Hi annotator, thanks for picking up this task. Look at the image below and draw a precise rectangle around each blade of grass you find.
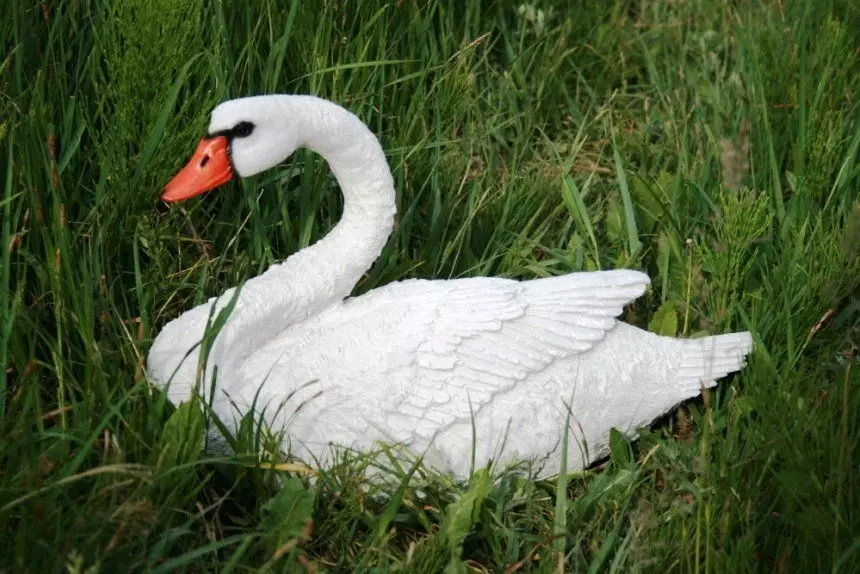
[610,132,642,257]
[133,52,202,186]
[0,128,13,421]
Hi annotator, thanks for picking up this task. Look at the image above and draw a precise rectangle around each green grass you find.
[1,0,858,571]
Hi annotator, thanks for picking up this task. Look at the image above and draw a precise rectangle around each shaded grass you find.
[1,0,858,571]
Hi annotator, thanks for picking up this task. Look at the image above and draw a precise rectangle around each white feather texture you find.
[148,95,753,479]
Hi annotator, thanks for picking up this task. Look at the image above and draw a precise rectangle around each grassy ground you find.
[1,0,858,571]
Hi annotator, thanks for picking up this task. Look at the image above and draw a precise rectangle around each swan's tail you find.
[675,331,754,392]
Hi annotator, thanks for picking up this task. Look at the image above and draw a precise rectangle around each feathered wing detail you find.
[389,270,651,440]
[674,331,754,393]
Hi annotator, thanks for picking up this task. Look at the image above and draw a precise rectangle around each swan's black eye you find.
[231,121,255,138]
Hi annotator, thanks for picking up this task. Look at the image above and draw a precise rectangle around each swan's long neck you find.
[209,96,396,379]
[283,96,396,309]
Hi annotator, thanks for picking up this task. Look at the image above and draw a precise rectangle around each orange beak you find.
[161,136,234,202]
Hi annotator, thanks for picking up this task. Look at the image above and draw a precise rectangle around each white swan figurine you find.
[148,94,753,479]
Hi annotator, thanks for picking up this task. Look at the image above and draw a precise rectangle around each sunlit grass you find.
[1,0,858,571]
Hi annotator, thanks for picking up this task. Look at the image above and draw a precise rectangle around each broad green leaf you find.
[155,399,205,467]
[260,477,315,550]
[606,194,625,247]
[648,301,678,336]
[631,176,661,233]
[442,468,492,574]
[608,428,631,467]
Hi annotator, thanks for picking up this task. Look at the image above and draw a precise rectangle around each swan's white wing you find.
[389,269,650,440]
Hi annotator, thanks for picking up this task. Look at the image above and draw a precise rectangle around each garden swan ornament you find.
[148,95,753,479]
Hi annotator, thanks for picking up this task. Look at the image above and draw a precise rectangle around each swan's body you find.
[148,95,753,479]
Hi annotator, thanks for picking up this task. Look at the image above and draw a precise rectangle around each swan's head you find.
[162,96,299,202]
